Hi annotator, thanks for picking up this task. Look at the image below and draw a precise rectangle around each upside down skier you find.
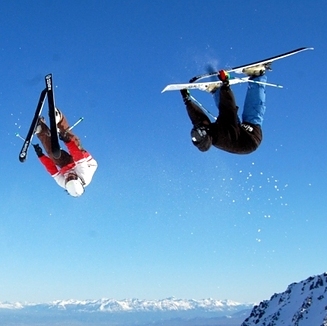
[180,67,267,154]
[33,108,98,197]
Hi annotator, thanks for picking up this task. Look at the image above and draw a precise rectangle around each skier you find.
[33,108,98,197]
[180,67,267,154]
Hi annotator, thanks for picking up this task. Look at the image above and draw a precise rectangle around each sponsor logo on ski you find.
[20,141,30,159]
[46,76,52,91]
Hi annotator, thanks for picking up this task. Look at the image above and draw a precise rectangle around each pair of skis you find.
[161,47,314,93]
[19,74,60,162]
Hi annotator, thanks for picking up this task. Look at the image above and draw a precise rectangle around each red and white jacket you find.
[38,140,98,189]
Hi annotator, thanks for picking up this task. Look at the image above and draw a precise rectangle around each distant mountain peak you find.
[241,272,327,326]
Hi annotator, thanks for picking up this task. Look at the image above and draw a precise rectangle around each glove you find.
[218,70,230,84]
[33,144,44,157]
[59,131,72,143]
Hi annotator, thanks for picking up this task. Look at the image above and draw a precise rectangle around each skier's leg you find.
[36,119,73,168]
[36,120,52,156]
[242,75,267,126]
[55,108,84,150]
[54,150,74,168]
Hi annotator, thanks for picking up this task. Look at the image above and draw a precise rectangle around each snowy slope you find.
[241,272,327,326]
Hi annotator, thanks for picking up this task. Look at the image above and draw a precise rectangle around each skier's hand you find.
[59,132,71,143]
[218,70,230,85]
[33,144,44,157]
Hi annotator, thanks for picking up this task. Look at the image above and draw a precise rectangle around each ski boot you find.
[34,117,46,134]
[206,70,230,93]
[54,107,63,124]
[242,63,271,76]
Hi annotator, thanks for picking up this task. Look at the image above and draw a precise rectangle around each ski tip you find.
[300,47,314,52]
[296,46,314,52]
[19,154,27,163]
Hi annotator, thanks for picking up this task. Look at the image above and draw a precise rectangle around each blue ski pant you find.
[212,75,267,126]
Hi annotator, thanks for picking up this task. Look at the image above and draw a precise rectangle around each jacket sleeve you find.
[39,155,59,176]
[185,100,211,126]
[38,154,67,189]
[65,140,85,161]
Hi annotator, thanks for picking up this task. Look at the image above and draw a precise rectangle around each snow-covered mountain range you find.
[2,273,327,326]
[0,297,252,326]
[0,297,251,314]
[241,272,327,326]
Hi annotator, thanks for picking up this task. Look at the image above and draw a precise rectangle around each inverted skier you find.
[180,66,267,154]
[33,108,98,197]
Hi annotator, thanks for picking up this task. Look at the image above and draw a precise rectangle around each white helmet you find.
[66,179,84,197]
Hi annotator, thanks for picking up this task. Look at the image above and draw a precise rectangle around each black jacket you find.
[185,86,262,154]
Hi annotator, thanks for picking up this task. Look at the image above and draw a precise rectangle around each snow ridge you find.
[241,272,327,326]
[0,297,252,315]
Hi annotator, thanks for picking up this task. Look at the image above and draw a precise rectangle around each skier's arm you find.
[38,156,66,189]
[65,140,85,161]
[75,157,98,187]
[83,157,98,185]
[34,147,65,188]
[39,155,59,176]
[185,100,211,126]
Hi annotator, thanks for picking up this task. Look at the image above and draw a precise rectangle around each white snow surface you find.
[241,272,327,326]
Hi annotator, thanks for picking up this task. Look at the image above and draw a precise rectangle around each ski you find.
[45,74,61,159]
[162,77,248,93]
[162,76,282,93]
[19,88,47,162]
[189,47,314,83]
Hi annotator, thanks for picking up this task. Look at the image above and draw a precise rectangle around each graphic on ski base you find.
[19,89,47,162]
[162,47,314,93]
[19,74,61,162]
[45,74,61,159]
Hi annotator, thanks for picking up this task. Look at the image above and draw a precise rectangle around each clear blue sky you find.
[1,1,326,304]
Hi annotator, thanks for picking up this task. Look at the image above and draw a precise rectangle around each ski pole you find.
[16,117,84,142]
[16,133,38,146]
[15,133,26,142]
[16,117,84,141]
[190,95,217,121]
[237,77,283,88]
[67,117,84,131]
